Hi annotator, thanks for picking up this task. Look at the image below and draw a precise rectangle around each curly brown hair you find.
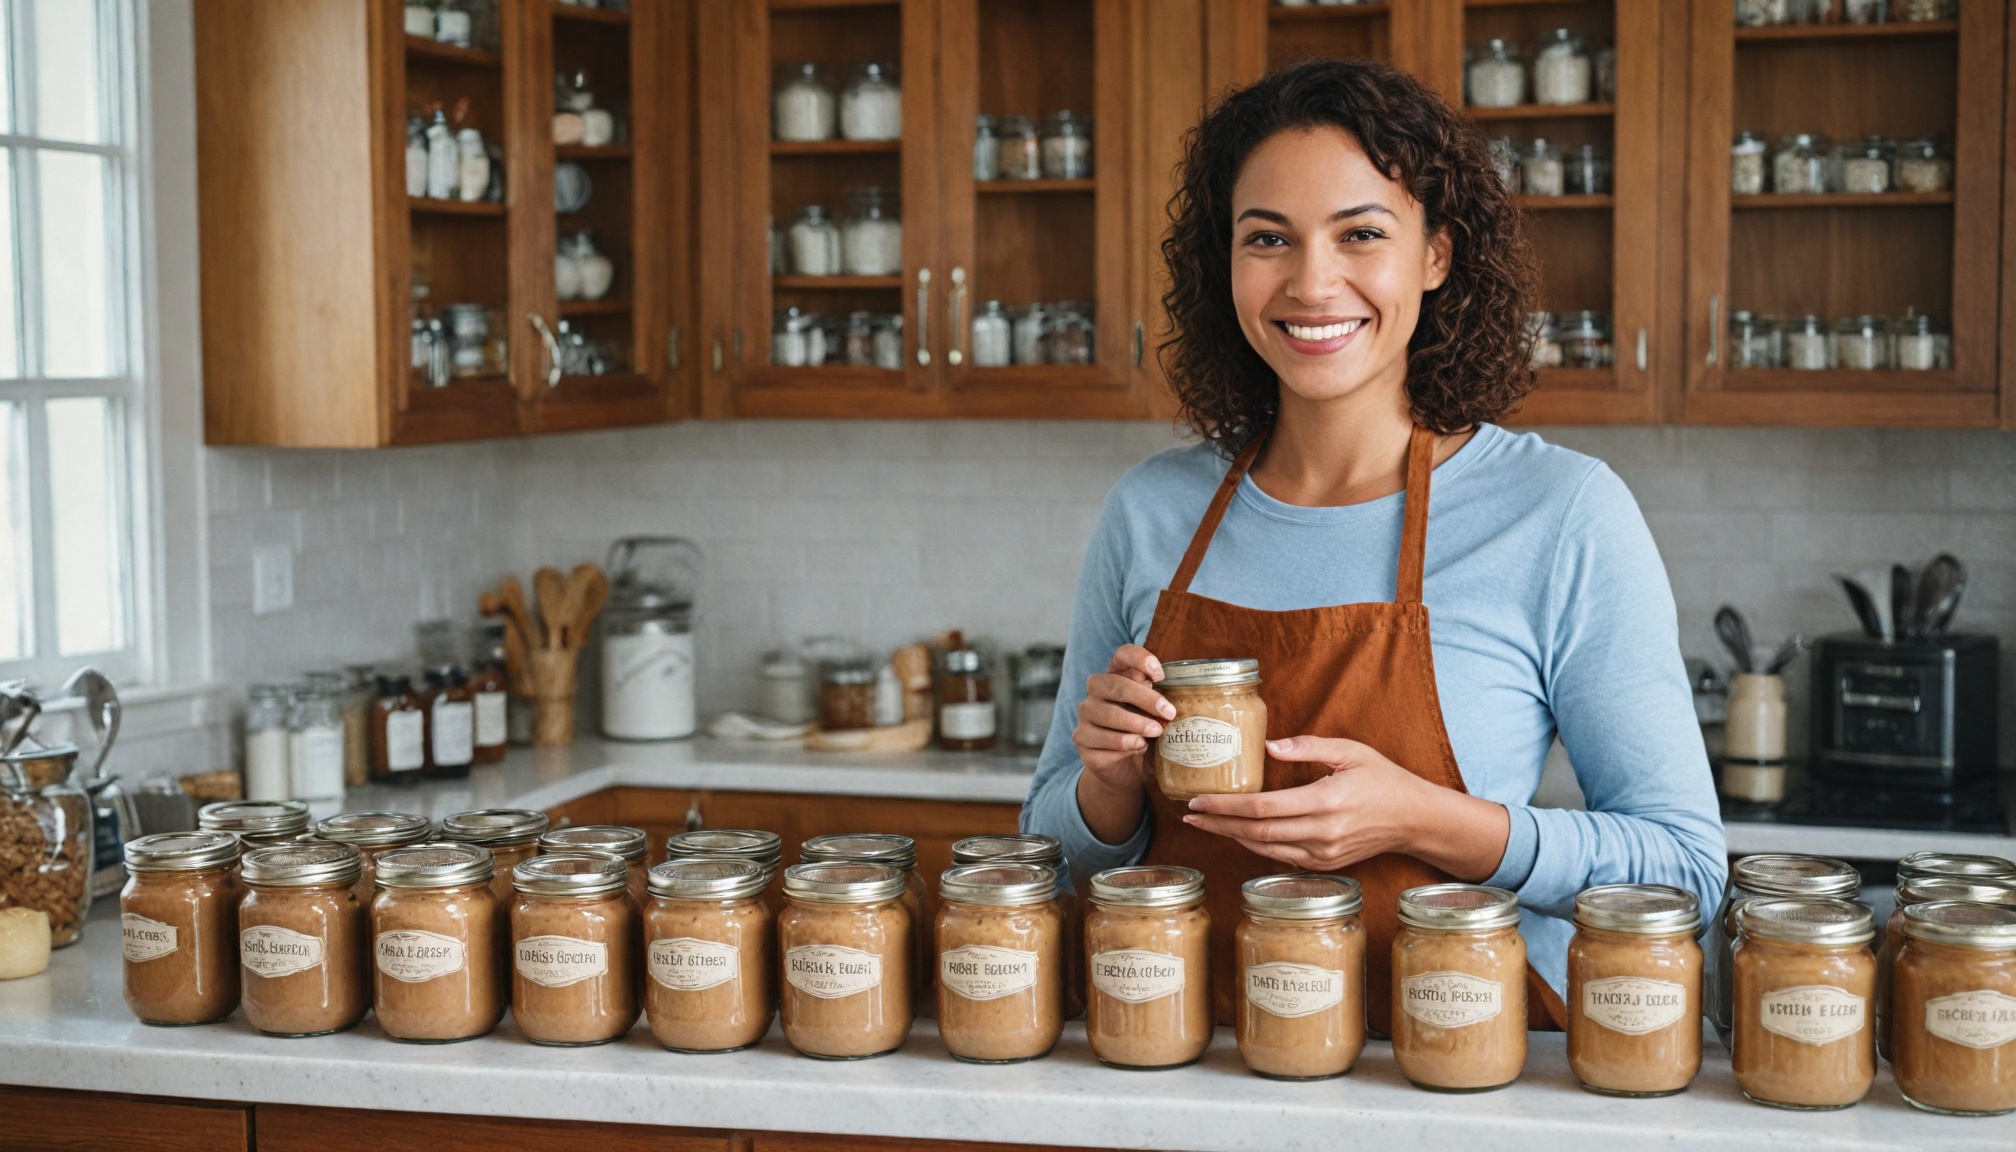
[1159,59,1538,448]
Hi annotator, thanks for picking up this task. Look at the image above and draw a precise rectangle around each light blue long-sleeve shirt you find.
[1020,423,1727,998]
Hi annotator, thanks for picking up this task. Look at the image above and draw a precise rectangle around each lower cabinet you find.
[0,1086,251,1152]
[254,1106,733,1152]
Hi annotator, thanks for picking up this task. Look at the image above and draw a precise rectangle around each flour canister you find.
[600,537,702,741]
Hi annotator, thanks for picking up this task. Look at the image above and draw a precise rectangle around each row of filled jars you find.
[776,190,902,278]
[1726,310,1951,371]
[773,62,901,143]
[970,300,1097,368]
[1736,0,1952,25]
[1732,133,1952,197]
[1526,310,1614,370]
[1489,138,1609,198]
[972,112,1093,182]
[1465,31,1616,110]
[772,308,904,370]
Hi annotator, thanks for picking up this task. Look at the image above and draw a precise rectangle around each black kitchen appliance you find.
[1809,632,1998,793]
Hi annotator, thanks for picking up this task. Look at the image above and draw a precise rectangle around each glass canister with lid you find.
[1731,130,1769,195]
[1556,310,1612,368]
[120,831,242,1025]
[1772,134,1828,195]
[1567,884,1703,1097]
[371,843,503,1042]
[1521,139,1564,197]
[1832,315,1890,371]
[1086,865,1212,1069]
[778,860,914,1058]
[440,808,550,909]
[1152,658,1267,802]
[1,744,92,948]
[1727,311,1780,368]
[787,205,841,277]
[936,862,1064,1063]
[1830,136,1894,195]
[955,833,1081,1019]
[839,62,901,142]
[1708,854,1858,1046]
[772,62,836,142]
[1040,111,1093,179]
[972,114,1000,181]
[1392,883,1528,1092]
[510,852,640,1046]
[1464,39,1526,108]
[238,841,368,1037]
[1896,134,1952,193]
[1531,29,1592,106]
[1731,896,1876,1110]
[1236,874,1365,1081]
[601,536,702,742]
[645,857,775,1053]
[996,114,1041,180]
[1781,314,1831,370]
[971,300,1012,367]
[539,824,651,911]
[312,811,431,905]
[1891,311,1951,371]
[1890,901,2016,1116]
[840,187,903,277]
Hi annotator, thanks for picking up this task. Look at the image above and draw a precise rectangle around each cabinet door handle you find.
[1133,322,1145,367]
[1636,326,1648,373]
[667,327,681,373]
[947,267,967,366]
[1705,294,1721,368]
[915,267,933,366]
[528,312,563,388]
[684,800,703,831]
[712,338,724,374]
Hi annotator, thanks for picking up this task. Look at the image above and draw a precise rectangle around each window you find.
[0,0,142,686]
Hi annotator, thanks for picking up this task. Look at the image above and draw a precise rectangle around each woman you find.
[1021,59,1724,1032]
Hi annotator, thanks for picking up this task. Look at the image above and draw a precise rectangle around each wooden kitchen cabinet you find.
[0,1086,250,1152]
[257,1105,734,1151]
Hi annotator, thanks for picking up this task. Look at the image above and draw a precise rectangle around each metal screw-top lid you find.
[439,808,549,847]
[1736,896,1873,945]
[1730,854,1860,900]
[242,841,362,887]
[939,863,1056,908]
[951,833,1063,868]
[801,833,917,872]
[648,858,770,901]
[199,799,311,837]
[1242,874,1363,920]
[313,811,432,848]
[0,744,78,791]
[539,824,648,862]
[374,843,495,889]
[513,852,628,898]
[1900,901,2016,949]
[1896,851,2016,884]
[1158,658,1260,689]
[1398,883,1521,931]
[1089,865,1205,908]
[1574,884,1701,935]
[783,861,906,904]
[1896,875,2016,909]
[124,830,242,872]
[943,649,985,674]
[665,828,783,866]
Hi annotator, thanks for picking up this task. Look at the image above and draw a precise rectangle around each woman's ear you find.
[1423,227,1453,292]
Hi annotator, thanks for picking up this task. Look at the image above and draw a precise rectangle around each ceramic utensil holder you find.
[1721,673,1787,803]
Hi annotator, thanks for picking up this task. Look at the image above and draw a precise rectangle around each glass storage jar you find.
[1531,29,1592,106]
[953,833,1081,1018]
[839,62,901,142]
[1567,884,1702,1097]
[1236,874,1365,1081]
[367,674,426,784]
[1595,41,1616,103]
[313,811,431,905]
[1832,315,1890,370]
[371,843,503,1042]
[801,833,927,993]
[244,684,292,800]
[420,666,475,779]
[1086,865,1212,1069]
[937,648,996,752]
[1043,301,1095,365]
[600,538,701,743]
[973,114,1000,181]
[818,659,877,730]
[1527,311,1562,367]
[1727,311,1780,368]
[1896,135,1952,193]
[1780,315,1831,370]
[1465,39,1526,108]
[1731,896,1875,1110]
[1564,143,1610,195]
[1731,130,1769,195]
[239,841,368,1037]
[971,299,1012,367]
[773,62,836,142]
[1830,137,1894,195]
[1891,901,2016,1116]
[779,861,913,1058]
[200,799,311,851]
[841,187,902,277]
[1012,302,1048,365]
[871,313,903,369]
[1895,0,1953,19]
[540,824,651,911]
[1521,139,1564,197]
[1,744,92,948]
[1841,0,1888,22]
[1708,854,1858,1046]
[510,853,639,1046]
[843,310,876,366]
[120,831,241,1025]
[773,306,818,368]
[1040,111,1093,179]
[787,205,841,277]
[936,862,1064,1063]
[1392,884,1527,1092]
[1735,0,1796,25]
[1557,310,1612,368]
[1890,311,1951,371]
[286,686,345,804]
[645,858,774,1052]
[1010,644,1065,752]
[440,808,549,910]
[1878,875,2016,1062]
[1488,137,1520,192]
[996,114,1041,180]
[1772,134,1828,195]
[1153,658,1266,802]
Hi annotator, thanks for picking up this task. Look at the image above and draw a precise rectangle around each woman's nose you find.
[1282,246,1347,306]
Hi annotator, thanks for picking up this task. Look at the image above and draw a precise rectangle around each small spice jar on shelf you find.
[938,649,996,752]
[1781,315,1831,370]
[936,862,1065,1063]
[1392,884,1528,1092]
[1735,0,1797,25]
[778,861,914,1059]
[510,853,640,1046]
[1557,310,1612,369]
[1731,131,1769,195]
[996,115,1041,180]
[1531,29,1592,106]
[840,187,902,277]
[644,858,775,1053]
[839,62,901,143]
[1465,39,1526,108]
[1153,658,1266,802]
[1730,896,1876,1111]
[973,115,1000,181]
[1085,865,1212,1070]
[1012,302,1049,365]
[238,841,369,1038]
[1044,301,1096,365]
[1832,315,1890,370]
[1566,884,1702,1098]
[1891,311,1951,371]
[1521,139,1564,197]
[772,307,819,369]
[370,843,503,1043]
[1040,111,1093,179]
[773,62,836,143]
[1896,135,1952,193]
[819,659,877,730]
[1236,874,1365,1081]
[1706,854,1860,1047]
[1830,137,1894,195]
[787,205,841,277]
[1728,311,1781,369]
[1772,134,1828,195]
[1564,143,1610,195]
[120,831,242,1026]
[872,314,904,369]
[971,300,1012,367]
[1890,901,2016,1116]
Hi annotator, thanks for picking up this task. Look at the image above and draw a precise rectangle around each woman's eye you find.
[1243,231,1287,248]
[1342,227,1385,243]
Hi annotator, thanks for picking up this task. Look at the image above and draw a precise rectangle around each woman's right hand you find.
[1073,644,1177,795]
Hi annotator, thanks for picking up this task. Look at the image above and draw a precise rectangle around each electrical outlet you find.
[252,544,294,616]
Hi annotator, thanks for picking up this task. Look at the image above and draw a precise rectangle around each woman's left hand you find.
[1180,735,1510,880]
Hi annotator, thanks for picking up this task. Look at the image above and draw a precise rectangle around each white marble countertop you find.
[3,903,2010,1151]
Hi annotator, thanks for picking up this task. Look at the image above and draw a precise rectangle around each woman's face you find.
[1230,126,1450,410]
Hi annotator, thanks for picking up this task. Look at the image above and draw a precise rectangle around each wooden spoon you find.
[568,564,609,649]
[533,567,568,649]
[500,576,536,650]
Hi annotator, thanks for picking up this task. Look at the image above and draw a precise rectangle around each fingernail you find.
[1159,701,1177,719]
[1125,736,1142,750]
[1147,659,1163,677]
[1182,815,1199,826]
[1145,723,1163,737]
[1187,797,1203,811]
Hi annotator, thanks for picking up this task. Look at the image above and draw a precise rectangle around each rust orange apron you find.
[1141,425,1567,1033]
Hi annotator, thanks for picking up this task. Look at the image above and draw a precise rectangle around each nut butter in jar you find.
[540,824,651,911]
[1566,884,1702,1097]
[1707,854,1858,1048]
[1891,901,2016,1116]
[510,853,640,1046]
[371,843,503,1043]
[1730,896,1875,1110]
[1392,884,1527,1092]
[120,831,242,1025]
[802,833,929,993]
[1877,875,2016,1063]
[936,863,1063,1063]
[667,827,785,909]
[440,808,550,909]
[644,858,775,1053]
[312,811,431,904]
[239,841,369,1037]
[954,834,1082,1018]
[199,799,311,851]
[1152,658,1266,802]
[1085,865,1212,1069]
[1236,874,1365,1080]
[778,861,913,1059]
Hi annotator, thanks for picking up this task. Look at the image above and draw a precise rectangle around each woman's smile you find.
[1274,316,1367,356]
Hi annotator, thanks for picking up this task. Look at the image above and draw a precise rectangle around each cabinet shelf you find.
[977,179,1096,195]
[957,364,1102,387]
[1467,101,1614,120]
[770,139,902,156]
[1735,21,1956,44]
[551,3,629,24]
[1728,367,1959,391]
[1732,192,1954,209]
[556,143,632,160]
[774,274,904,290]
[770,0,903,10]
[558,299,631,316]
[1269,3,1389,21]
[1466,0,1607,7]
[409,197,507,216]
[1519,194,1613,210]
[403,35,502,67]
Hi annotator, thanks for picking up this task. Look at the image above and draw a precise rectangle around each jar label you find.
[474,691,508,747]
[939,702,997,741]
[1157,716,1241,769]
[1759,984,1865,1046]
[515,934,609,988]
[386,710,424,772]
[431,700,474,766]
[1580,976,1687,1036]
[1244,961,1344,1019]
[240,925,324,978]
[1923,989,2016,1051]
[939,945,1039,1001]
[120,914,178,963]
[1401,971,1502,1029]
[649,937,740,992]
[1090,949,1185,1004]
[375,929,466,983]
[786,944,882,999]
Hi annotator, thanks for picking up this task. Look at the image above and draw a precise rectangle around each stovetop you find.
[1724,777,2010,836]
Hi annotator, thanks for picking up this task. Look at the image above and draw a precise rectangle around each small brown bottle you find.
[422,666,475,780]
[369,674,427,785]
[468,625,509,765]
[937,649,995,752]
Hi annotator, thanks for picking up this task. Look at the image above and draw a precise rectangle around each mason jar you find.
[1896,135,1952,193]
[540,823,652,911]
[838,62,901,143]
[1465,39,1526,108]
[645,857,775,1053]
[1891,901,2016,1116]
[1731,130,1769,195]
[1781,315,1831,370]
[1085,865,1211,1069]
[440,808,550,910]
[510,853,640,1046]
[1,744,92,947]
[1890,312,1951,371]
[1040,111,1093,179]
[371,843,503,1042]
[772,62,836,143]
[1832,315,1890,371]
[199,799,312,851]
[1236,874,1365,1080]
[120,831,242,1025]
[1707,854,1859,1047]
[1731,897,1876,1110]
[840,187,903,277]
[239,841,369,1037]
[996,115,1041,180]
[1829,137,1894,195]
[1531,29,1592,105]
[1728,311,1780,369]
[802,833,928,995]
[953,833,1081,1019]
[1772,134,1829,195]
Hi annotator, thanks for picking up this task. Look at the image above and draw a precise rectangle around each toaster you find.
[1809,632,1999,792]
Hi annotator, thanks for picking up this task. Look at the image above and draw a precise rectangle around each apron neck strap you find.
[1165,425,1439,604]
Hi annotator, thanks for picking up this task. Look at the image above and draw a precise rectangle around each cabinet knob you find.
[915,267,932,367]
[1636,326,1648,373]
[712,338,724,375]
[1133,322,1144,368]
